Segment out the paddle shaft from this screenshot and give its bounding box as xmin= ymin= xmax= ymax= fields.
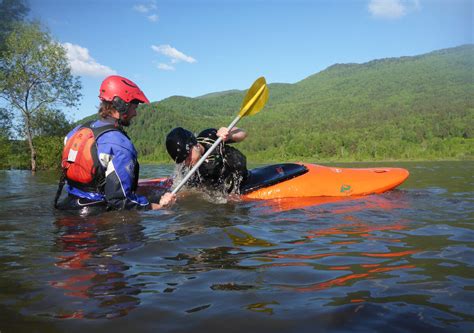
xmin=171 ymin=115 xmax=242 ymax=195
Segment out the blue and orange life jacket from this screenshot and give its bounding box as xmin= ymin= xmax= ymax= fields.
xmin=61 ymin=121 xmax=119 ymax=193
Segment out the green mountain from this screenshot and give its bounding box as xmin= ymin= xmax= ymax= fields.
xmin=126 ymin=45 xmax=474 ymax=162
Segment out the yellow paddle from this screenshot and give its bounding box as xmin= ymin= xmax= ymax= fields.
xmin=171 ymin=76 xmax=269 ymax=195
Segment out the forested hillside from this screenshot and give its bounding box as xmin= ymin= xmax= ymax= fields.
xmin=126 ymin=45 xmax=473 ymax=163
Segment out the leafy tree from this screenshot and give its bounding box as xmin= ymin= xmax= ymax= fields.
xmin=0 ymin=108 xmax=13 ymax=168
xmin=30 ymin=108 xmax=74 ymax=137
xmin=0 ymin=0 xmax=29 ymax=52
xmin=0 ymin=107 xmax=12 ymax=138
xmin=0 ymin=22 xmax=81 ymax=171
xmin=34 ymin=136 xmax=64 ymax=170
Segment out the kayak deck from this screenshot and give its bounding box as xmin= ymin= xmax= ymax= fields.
xmin=242 ymin=163 xmax=409 ymax=200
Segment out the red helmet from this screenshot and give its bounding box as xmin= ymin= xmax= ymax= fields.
xmin=99 ymin=75 xmax=150 ymax=104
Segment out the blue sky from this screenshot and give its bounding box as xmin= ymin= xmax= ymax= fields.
xmin=28 ymin=0 xmax=473 ymax=121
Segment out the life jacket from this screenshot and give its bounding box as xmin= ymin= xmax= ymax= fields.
xmin=190 ymin=128 xmax=248 ymax=194
xmin=54 ymin=121 xmax=120 ymax=207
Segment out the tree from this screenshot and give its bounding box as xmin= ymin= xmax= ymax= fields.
xmin=0 ymin=108 xmax=12 ymax=168
xmin=0 ymin=22 xmax=81 ymax=171
xmin=0 ymin=107 xmax=12 ymax=138
xmin=30 ymin=108 xmax=73 ymax=137
xmin=0 ymin=0 xmax=29 ymax=52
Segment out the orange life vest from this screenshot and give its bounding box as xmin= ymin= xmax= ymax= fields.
xmin=61 ymin=121 xmax=119 ymax=192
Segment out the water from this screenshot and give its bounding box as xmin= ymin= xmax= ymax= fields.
xmin=0 ymin=161 xmax=472 ymax=332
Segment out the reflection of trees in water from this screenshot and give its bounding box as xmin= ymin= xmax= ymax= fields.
xmin=161 ymin=227 xmax=279 ymax=293
xmin=143 ymin=196 xmax=421 ymax=299
xmin=245 ymin=211 xmax=473 ymax=325
xmin=51 ymin=212 xmax=145 ymax=319
xmin=256 ymin=214 xmax=419 ymax=293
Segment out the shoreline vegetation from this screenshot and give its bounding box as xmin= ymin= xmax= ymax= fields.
xmin=140 ymin=157 xmax=474 ymax=167
xmin=2 ymin=155 xmax=472 ymax=172
xmin=139 ymin=153 xmax=474 ymax=165
xmin=1 ymin=45 xmax=473 ymax=170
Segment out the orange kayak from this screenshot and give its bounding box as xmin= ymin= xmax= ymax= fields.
xmin=138 ymin=163 xmax=409 ymax=200
xmin=241 ymin=163 xmax=409 ymax=200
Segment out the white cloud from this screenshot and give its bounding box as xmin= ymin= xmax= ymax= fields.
xmin=133 ymin=4 xmax=149 ymax=13
xmin=62 ymin=42 xmax=116 ymax=77
xmin=151 ymin=44 xmax=197 ymax=63
xmin=368 ymin=0 xmax=420 ymax=19
xmin=157 ymin=63 xmax=175 ymax=71
xmin=148 ymin=14 xmax=159 ymax=22
xmin=134 ymin=1 xmax=158 ymax=23
xmin=133 ymin=1 xmax=157 ymax=13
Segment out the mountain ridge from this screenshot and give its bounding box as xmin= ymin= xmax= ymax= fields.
xmin=90 ymin=44 xmax=474 ymax=162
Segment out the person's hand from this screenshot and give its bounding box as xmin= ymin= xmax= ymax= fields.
xmin=150 ymin=203 xmax=162 ymax=210
xmin=217 ymin=127 xmax=230 ymax=141
xmin=160 ymin=192 xmax=176 ymax=207
xmin=150 ymin=192 xmax=176 ymax=210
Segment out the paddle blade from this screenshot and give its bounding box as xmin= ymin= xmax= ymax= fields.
xmin=239 ymin=76 xmax=269 ymax=118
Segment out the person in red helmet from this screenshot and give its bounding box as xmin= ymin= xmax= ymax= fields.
xmin=55 ymin=75 xmax=175 ymax=213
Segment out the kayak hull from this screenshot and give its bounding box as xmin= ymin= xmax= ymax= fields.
xmin=242 ymin=163 xmax=409 ymax=200
xmin=138 ymin=163 xmax=409 ymax=200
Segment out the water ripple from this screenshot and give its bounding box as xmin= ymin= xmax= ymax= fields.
xmin=1 ymin=162 xmax=473 ymax=331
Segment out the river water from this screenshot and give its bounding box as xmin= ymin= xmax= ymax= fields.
xmin=0 ymin=161 xmax=472 ymax=332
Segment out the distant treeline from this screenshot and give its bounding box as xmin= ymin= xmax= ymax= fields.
xmin=0 ymin=136 xmax=65 ymax=170
xmin=1 ymin=44 xmax=473 ymax=170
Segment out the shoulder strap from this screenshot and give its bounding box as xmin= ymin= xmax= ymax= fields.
xmin=81 ymin=120 xmax=121 ymax=139
xmin=53 ymin=171 xmax=66 ymax=208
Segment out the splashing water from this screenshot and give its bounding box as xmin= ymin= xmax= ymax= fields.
xmin=170 ymin=163 xmax=237 ymax=204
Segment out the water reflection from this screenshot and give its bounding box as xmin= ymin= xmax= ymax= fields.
xmin=253 ymin=206 xmax=420 ymax=294
xmin=51 ymin=211 xmax=145 ymax=319
xmin=2 ymin=163 xmax=473 ymax=331
xmin=258 ymin=191 xmax=408 ymax=213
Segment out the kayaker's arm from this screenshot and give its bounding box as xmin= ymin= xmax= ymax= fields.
xmin=217 ymin=127 xmax=247 ymax=143
xmin=98 ymin=132 xmax=149 ymax=210
xmin=102 ymin=149 xmax=150 ymax=210
xmin=150 ymin=192 xmax=176 ymax=210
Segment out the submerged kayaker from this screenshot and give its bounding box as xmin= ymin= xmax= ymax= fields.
xmin=165 ymin=127 xmax=248 ymax=194
xmin=55 ymin=75 xmax=175 ymax=212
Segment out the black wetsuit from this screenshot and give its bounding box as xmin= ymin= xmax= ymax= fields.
xmin=188 ymin=128 xmax=248 ymax=194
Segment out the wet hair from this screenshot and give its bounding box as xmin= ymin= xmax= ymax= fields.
xmin=98 ymin=100 xmax=115 ymax=119
xmin=166 ymin=127 xmax=198 ymax=163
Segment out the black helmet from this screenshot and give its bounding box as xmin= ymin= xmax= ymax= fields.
xmin=166 ymin=127 xmax=197 ymax=163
